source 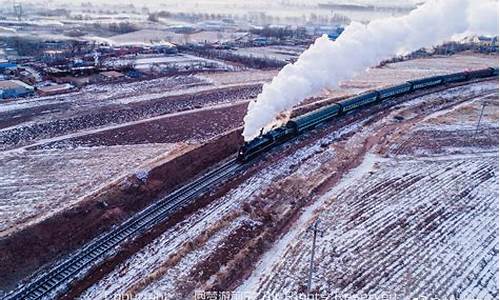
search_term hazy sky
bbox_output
[8,0,424,22]
[21,0,423,6]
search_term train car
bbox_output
[238,125,296,161]
[467,68,494,80]
[288,103,342,133]
[338,91,379,113]
[238,135,274,161]
[407,76,443,90]
[442,72,468,83]
[491,67,499,76]
[267,126,296,143]
[377,83,412,100]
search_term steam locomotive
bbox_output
[238,67,499,162]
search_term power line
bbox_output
[12,0,23,21]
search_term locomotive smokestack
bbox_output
[242,0,499,141]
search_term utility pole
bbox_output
[13,0,22,21]
[307,219,323,296]
[473,102,487,142]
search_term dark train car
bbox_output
[378,83,412,100]
[491,67,499,76]
[238,125,296,161]
[442,72,468,83]
[238,135,274,161]
[267,126,296,143]
[467,68,494,79]
[407,76,443,90]
[338,91,379,113]
[288,103,342,133]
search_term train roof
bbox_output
[339,90,378,105]
[407,75,443,84]
[292,102,341,123]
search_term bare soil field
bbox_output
[0,84,260,151]
[0,75,209,127]
[33,102,248,149]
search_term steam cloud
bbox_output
[242,0,499,141]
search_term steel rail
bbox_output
[3,159,241,300]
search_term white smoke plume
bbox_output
[242,0,499,141]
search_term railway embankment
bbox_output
[0,129,242,292]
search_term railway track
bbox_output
[3,76,497,300]
[3,159,243,300]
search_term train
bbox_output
[238,67,499,162]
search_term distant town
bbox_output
[0,0,346,99]
[0,0,496,100]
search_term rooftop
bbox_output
[100,71,125,78]
[38,83,73,93]
[0,80,33,90]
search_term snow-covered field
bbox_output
[231,45,307,62]
[0,75,209,115]
[106,54,235,72]
[333,53,498,96]
[240,153,498,299]
[0,82,260,151]
[196,69,278,87]
[0,62,277,234]
[238,81,499,300]
[78,122,352,299]
[76,71,498,299]
[107,29,247,46]
[0,143,177,235]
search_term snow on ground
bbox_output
[107,30,247,46]
[106,54,235,72]
[237,81,499,299]
[0,143,177,235]
[333,53,498,96]
[0,53,495,135]
[0,75,210,115]
[134,54,215,65]
[0,67,275,233]
[390,84,498,157]
[0,83,260,151]
[239,152,498,299]
[231,45,307,62]
[196,69,279,87]
[0,67,268,121]
[79,79,499,299]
